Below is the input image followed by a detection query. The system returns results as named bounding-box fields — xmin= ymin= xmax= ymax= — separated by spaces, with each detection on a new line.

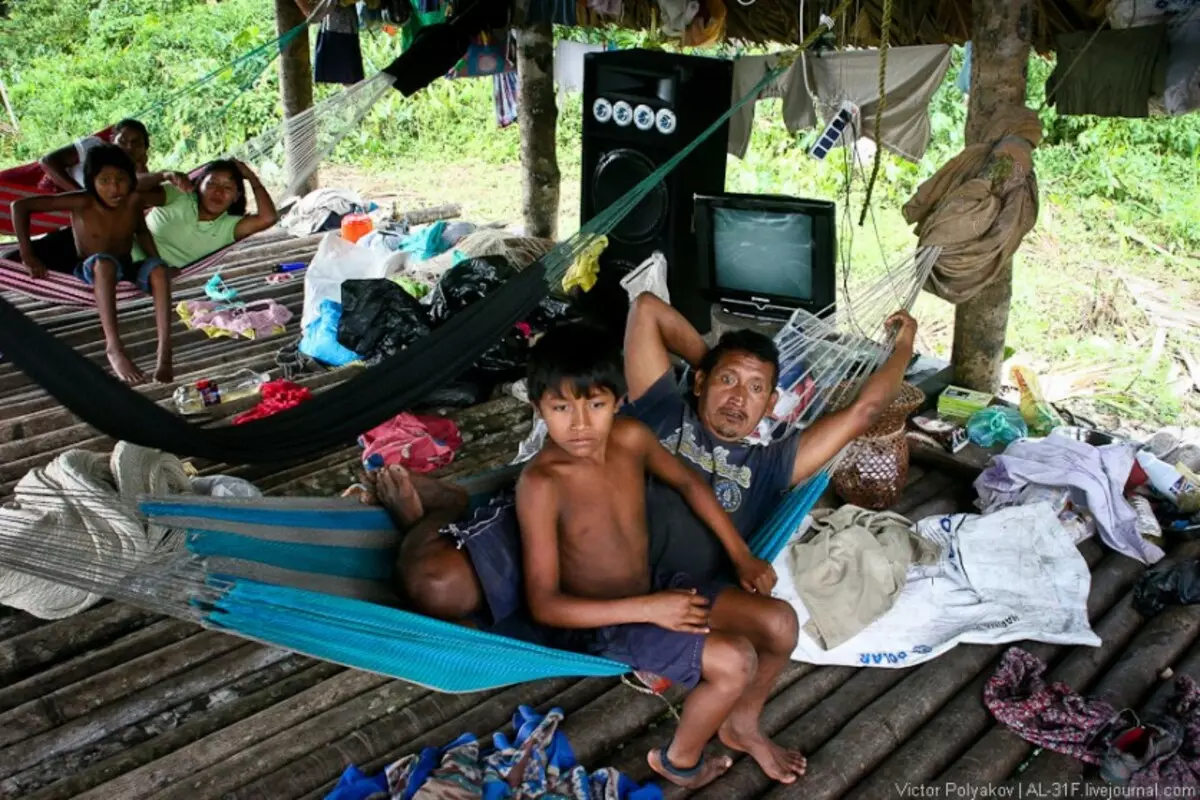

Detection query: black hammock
xmin=0 ymin=264 xmax=547 ymax=464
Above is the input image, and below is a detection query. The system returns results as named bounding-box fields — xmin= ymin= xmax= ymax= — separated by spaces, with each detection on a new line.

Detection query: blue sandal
xmin=657 ymin=746 xmax=703 ymax=780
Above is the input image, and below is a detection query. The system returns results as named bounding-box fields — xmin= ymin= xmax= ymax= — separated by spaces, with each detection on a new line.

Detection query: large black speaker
xmin=579 ymin=49 xmax=733 ymax=336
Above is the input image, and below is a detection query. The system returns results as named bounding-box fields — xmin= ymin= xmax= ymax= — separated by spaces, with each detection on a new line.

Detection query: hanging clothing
xmin=359 ymin=412 xmax=462 ymax=473
xmin=902 ymin=106 xmax=1042 ymax=304
xmin=589 ymin=0 xmax=622 ymax=16
xmin=1049 ymin=26 xmax=1167 ymax=118
xmin=974 ymin=430 xmax=1164 ymax=565
xmin=315 ymin=4 xmax=366 ymax=86
xmin=494 ymin=70 xmax=519 ymax=128
xmin=775 ymin=503 xmax=1099 ymax=667
xmin=656 ymin=0 xmax=699 ymax=36
xmin=727 ymin=55 xmax=780 ymax=158
xmin=554 ymin=41 xmax=604 ymax=95
xmin=956 ymin=42 xmax=972 ymax=94
xmin=783 ymin=45 xmax=952 ymax=162
xmin=785 ymin=505 xmax=939 ymax=650
xmin=985 ymin=647 xmax=1117 ymax=765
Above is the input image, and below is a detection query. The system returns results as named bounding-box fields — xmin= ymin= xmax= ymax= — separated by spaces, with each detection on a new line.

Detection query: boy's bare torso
xmin=71 ymin=196 xmax=143 ymax=259
xmin=531 ymin=418 xmax=653 ymax=601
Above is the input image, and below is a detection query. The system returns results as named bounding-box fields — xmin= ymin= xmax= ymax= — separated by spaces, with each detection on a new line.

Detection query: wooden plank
xmin=74 ymin=666 xmax=390 ymax=800
xmin=0 ymin=618 xmax=198 ymax=714
xmin=0 ymin=643 xmax=289 ymax=782
xmin=10 ymin=654 xmax=320 ymax=800
xmin=0 ymin=603 xmax=158 ymax=686
xmin=691 ymin=668 xmax=915 ymax=799
xmin=23 ymin=661 xmax=343 ymax=800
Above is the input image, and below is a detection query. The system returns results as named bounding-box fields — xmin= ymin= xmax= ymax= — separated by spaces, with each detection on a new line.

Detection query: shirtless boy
xmin=12 ymin=145 xmax=172 ymax=385
xmin=516 ymin=324 xmax=806 ymax=788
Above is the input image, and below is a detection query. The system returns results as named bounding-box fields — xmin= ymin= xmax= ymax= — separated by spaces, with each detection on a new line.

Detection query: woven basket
xmin=832 ymin=382 xmax=925 ymax=510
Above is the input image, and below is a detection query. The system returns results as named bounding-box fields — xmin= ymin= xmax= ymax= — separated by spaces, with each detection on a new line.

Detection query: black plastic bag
xmin=427 ymin=256 xmax=516 ymax=325
xmin=1132 ymin=560 xmax=1200 ymax=617
xmin=427 ymin=256 xmax=530 ymax=378
xmin=337 ymin=279 xmax=431 ymax=363
xmin=526 ymin=295 xmax=580 ymax=336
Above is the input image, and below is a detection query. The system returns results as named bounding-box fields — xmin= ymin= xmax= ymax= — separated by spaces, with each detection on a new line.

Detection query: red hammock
xmin=0 ymin=128 xmax=114 ymax=237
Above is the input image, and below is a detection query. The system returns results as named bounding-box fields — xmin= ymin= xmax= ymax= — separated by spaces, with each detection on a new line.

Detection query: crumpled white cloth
xmin=0 ymin=443 xmax=192 ymax=619
xmin=975 ymin=431 xmax=1163 ymax=565
xmin=281 ymin=188 xmax=364 ymax=237
xmin=775 ymin=503 xmax=1100 ymax=668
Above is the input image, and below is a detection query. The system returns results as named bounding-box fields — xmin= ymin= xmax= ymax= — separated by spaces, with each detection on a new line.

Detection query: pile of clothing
xmin=326 ymin=706 xmax=661 ymax=800
xmin=986 ymin=647 xmax=1200 ymax=786
xmin=300 ymin=221 xmax=576 ymax=404
xmin=773 ymin=502 xmax=1099 ymax=668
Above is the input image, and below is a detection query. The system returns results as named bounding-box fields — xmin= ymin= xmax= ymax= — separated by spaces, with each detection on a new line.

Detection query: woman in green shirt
xmin=136 ymin=159 xmax=278 ymax=267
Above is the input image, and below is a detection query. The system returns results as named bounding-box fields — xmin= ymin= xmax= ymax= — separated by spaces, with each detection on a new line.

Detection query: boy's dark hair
xmin=195 ymin=159 xmax=248 ymax=216
xmin=114 ymin=118 xmax=149 ymax=146
xmin=698 ymin=329 xmax=780 ymax=385
xmin=82 ymin=144 xmax=137 ymax=198
xmin=527 ymin=323 xmax=626 ymax=403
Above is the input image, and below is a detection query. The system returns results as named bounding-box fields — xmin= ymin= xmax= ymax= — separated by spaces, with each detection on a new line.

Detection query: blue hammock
xmin=141 ymin=467 xmax=828 ymax=693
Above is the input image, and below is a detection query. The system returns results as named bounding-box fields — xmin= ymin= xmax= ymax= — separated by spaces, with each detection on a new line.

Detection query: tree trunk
xmin=274 ymin=0 xmax=317 ymax=195
xmin=950 ymin=0 xmax=1032 ymax=392
xmin=515 ymin=23 xmax=560 ymax=240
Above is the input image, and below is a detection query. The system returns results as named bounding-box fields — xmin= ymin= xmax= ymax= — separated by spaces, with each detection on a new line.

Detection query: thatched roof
xmin=575 ymin=0 xmax=1109 ymax=52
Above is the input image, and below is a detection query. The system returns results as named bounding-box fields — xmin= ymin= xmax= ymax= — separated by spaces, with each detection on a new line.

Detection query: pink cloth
xmin=359 ymin=413 xmax=463 ymax=474
xmin=181 ymin=299 xmax=293 ymax=339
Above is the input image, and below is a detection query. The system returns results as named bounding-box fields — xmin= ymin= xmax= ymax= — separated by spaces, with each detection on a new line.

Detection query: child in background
xmin=12 ymin=145 xmax=173 ymax=384
xmin=516 ymin=324 xmax=806 ymax=789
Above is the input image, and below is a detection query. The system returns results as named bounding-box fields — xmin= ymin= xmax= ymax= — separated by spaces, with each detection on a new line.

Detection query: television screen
xmin=695 ymin=193 xmax=836 ymax=317
xmin=711 ymin=207 xmax=815 ymax=300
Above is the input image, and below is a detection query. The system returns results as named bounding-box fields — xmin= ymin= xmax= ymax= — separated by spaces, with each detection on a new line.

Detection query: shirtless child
xmin=516 ymin=324 xmax=806 ymax=788
xmin=12 ymin=144 xmax=173 ymax=385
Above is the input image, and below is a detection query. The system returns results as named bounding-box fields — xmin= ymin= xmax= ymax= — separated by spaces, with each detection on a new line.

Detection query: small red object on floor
xmin=232 ymin=379 xmax=313 ymax=425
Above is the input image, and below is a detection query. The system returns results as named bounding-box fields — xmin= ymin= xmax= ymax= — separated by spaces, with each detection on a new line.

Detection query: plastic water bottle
xmin=173 ymin=370 xmax=269 ymax=415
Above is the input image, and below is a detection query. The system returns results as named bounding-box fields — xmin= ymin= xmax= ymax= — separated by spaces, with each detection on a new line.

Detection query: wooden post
xmin=515 ymin=23 xmax=560 ymax=240
xmin=950 ymin=0 xmax=1032 ymax=392
xmin=274 ymin=0 xmax=318 ymax=195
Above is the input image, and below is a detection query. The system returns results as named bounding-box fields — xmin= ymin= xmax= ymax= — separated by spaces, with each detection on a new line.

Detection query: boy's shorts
xmin=554 ymin=573 xmax=722 ymax=689
xmin=442 ymin=497 xmax=723 ymax=687
xmin=75 ymin=253 xmax=166 ymax=294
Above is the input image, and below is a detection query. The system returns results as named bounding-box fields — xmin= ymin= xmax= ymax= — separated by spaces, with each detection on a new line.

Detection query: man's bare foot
xmin=107 ymin=349 xmax=145 ymax=385
xmin=648 ymin=747 xmax=732 ymax=789
xmin=154 ymin=363 xmax=174 ymax=384
xmin=718 ymin=715 xmax=806 ymax=784
xmin=373 ymin=465 xmax=425 ymax=527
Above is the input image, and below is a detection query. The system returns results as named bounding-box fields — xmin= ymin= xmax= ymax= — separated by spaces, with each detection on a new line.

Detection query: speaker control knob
xmin=655 ymin=108 xmax=677 ymax=135
xmin=634 ymin=104 xmax=655 ymax=131
xmin=592 ymin=97 xmax=613 ymax=123
xmin=612 ymin=101 xmax=633 ymax=127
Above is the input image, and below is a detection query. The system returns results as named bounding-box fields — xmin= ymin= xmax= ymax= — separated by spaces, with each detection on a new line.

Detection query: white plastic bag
xmin=620 ymin=252 xmax=670 ymax=304
xmin=300 ymin=232 xmax=401 ymax=331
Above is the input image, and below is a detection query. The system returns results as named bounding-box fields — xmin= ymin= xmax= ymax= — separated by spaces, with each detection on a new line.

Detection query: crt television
xmin=694 ymin=193 xmax=837 ymax=320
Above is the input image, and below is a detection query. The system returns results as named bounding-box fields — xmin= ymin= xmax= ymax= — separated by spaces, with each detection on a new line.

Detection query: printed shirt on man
xmin=623 ymin=369 xmax=800 ymax=584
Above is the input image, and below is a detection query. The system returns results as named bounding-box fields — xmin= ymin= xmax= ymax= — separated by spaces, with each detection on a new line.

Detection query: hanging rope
xmin=857 ymin=0 xmax=891 ymax=226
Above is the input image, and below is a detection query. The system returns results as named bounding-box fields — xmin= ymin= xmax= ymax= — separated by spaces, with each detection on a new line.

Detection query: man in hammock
xmin=12 ymin=145 xmax=173 ymax=384
xmin=370 ymin=295 xmax=918 ymax=776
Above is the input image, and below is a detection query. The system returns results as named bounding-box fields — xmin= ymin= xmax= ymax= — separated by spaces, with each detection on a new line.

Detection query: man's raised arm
xmin=788 ymin=311 xmax=918 ymax=487
xmin=624 ymin=293 xmax=709 ymax=402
